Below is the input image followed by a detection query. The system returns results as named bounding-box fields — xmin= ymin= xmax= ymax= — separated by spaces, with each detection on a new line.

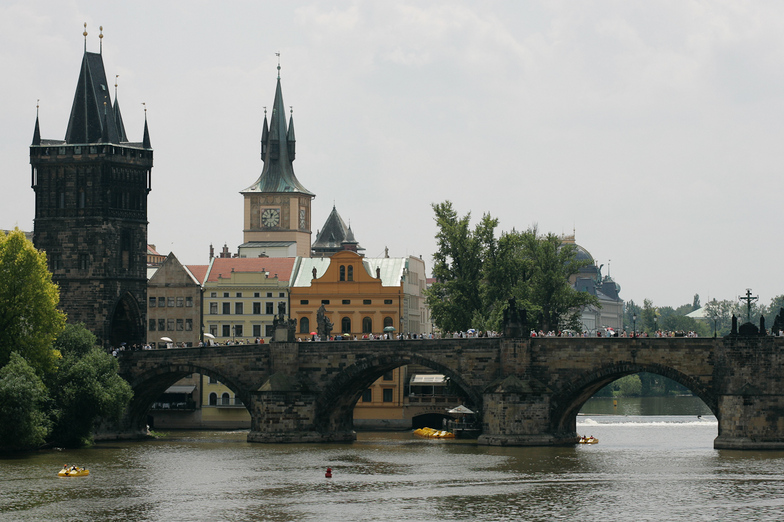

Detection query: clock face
xmin=299 ymin=209 xmax=306 ymax=229
xmin=261 ymin=208 xmax=280 ymax=227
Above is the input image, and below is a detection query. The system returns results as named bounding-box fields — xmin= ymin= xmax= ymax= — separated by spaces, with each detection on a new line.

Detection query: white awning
xmin=164 ymin=385 xmax=196 ymax=394
xmin=410 ymin=374 xmax=447 ymax=386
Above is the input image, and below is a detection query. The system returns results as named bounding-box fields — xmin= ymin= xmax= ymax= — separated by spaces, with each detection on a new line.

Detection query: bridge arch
xmin=549 ymin=362 xmax=719 ymax=435
xmin=124 ymin=362 xmax=251 ymax=431
xmin=314 ymin=352 xmax=482 ymax=434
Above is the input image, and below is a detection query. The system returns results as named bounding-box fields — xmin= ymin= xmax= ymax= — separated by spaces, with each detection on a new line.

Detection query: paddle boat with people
xmin=58 ymin=465 xmax=90 ymax=477
xmin=578 ymin=435 xmax=598 ymax=444
xmin=413 ymin=427 xmax=455 ymax=439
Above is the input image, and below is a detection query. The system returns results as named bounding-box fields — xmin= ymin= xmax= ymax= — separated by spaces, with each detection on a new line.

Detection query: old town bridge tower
xmin=30 ymin=27 xmax=152 ymax=348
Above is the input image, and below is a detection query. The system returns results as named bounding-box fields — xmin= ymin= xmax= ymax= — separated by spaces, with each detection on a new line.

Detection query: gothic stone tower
xmin=30 ymin=31 xmax=152 ymax=348
xmin=240 ymin=64 xmax=315 ymax=258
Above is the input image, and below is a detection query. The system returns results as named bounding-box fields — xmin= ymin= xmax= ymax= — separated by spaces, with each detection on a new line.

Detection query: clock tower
xmin=240 ymin=63 xmax=314 ymax=258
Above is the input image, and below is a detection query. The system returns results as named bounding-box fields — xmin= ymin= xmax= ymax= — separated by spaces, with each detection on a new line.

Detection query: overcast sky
xmin=2 ymin=1 xmax=783 ymax=309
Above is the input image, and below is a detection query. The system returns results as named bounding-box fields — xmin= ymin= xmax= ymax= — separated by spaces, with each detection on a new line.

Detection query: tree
xmin=703 ymin=299 xmax=734 ymax=336
xmin=0 ymin=352 xmax=51 ymax=450
xmin=47 ymin=324 xmax=133 ymax=447
xmin=425 ymin=202 xmax=598 ymax=333
xmin=0 ymin=229 xmax=65 ymax=373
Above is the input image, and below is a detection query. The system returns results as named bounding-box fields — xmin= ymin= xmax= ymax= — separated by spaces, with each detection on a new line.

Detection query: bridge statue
xmin=502 ymin=297 xmax=527 ymax=338
xmin=272 ymin=302 xmax=297 ymax=342
xmin=317 ymin=304 xmax=333 ymax=338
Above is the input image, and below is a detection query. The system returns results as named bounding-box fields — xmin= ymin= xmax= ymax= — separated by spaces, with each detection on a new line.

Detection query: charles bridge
xmin=116 ymin=336 xmax=784 ymax=449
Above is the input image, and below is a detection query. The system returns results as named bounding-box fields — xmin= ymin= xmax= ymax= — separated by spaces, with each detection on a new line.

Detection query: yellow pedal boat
xmin=58 ymin=466 xmax=89 ymax=477
xmin=578 ymin=436 xmax=598 ymax=445
xmin=413 ymin=427 xmax=455 ymax=439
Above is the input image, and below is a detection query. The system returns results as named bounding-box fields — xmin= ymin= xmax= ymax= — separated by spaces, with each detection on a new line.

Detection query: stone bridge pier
xmin=117 ymin=337 xmax=784 ymax=449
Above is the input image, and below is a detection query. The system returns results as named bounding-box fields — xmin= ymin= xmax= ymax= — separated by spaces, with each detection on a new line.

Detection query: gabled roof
xmin=186 ymin=265 xmax=209 ymax=285
xmin=204 ymin=257 xmax=297 ymax=283
xmin=241 ymin=70 xmax=313 ymax=196
xmin=65 ymin=51 xmax=125 ymax=144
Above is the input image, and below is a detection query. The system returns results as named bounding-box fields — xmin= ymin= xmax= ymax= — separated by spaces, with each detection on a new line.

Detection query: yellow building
xmin=202 ymin=257 xmax=296 ymax=343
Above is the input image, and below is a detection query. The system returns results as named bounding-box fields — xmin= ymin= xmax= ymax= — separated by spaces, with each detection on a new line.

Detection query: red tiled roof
xmin=186 ymin=265 xmax=209 ymax=284
xmin=147 ymin=244 xmax=162 ymax=256
xmin=205 ymin=257 xmax=296 ymax=283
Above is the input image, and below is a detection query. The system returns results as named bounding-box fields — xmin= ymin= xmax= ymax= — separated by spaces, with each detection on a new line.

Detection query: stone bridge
xmin=116 ymin=336 xmax=784 ymax=449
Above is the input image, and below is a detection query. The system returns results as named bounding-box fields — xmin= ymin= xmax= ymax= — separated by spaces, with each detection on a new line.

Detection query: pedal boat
xmin=578 ymin=436 xmax=598 ymax=445
xmin=58 ymin=467 xmax=90 ymax=477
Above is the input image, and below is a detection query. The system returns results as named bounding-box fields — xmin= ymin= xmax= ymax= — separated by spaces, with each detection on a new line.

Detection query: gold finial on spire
xmin=263 ymin=106 xmax=267 ymax=115
xmin=115 ymin=74 xmax=119 ymax=97
xmin=83 ymin=22 xmax=88 ymax=51
xmin=276 ymin=52 xmax=281 ymax=79
xmin=36 ymin=99 xmax=39 ymax=117
xmin=142 ymin=102 xmax=147 ymax=118
xmin=290 ymin=106 xmax=293 ymax=115
xmin=99 ymin=25 xmax=103 ymax=54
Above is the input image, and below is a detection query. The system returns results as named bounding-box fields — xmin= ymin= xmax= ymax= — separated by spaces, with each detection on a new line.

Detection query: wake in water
xmin=578 ymin=415 xmax=718 ymax=427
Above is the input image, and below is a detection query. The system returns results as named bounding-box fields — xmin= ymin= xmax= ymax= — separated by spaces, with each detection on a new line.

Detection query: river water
xmin=3 ymin=398 xmax=784 ymax=521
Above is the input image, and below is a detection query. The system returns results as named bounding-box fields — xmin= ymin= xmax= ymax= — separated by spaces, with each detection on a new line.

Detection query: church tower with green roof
xmin=240 ymin=62 xmax=315 ymax=258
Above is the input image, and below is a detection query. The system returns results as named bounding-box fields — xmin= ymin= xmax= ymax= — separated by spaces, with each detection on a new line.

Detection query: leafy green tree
xmin=47 ymin=324 xmax=132 ymax=447
xmin=0 ymin=352 xmax=51 ymax=450
xmin=426 ymin=202 xmax=598 ymax=333
xmin=613 ymin=374 xmax=642 ymax=397
xmin=642 ymin=299 xmax=657 ymax=334
xmin=704 ymin=299 xmax=734 ymax=336
xmin=0 ymin=229 xmax=65 ymax=373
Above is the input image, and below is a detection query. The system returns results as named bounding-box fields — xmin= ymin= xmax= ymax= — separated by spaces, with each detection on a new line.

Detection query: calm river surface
xmin=3 ymin=398 xmax=784 ymax=521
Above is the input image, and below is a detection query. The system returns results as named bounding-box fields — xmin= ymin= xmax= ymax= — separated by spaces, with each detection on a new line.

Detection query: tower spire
xmin=99 ymin=25 xmax=103 ymax=54
xmin=32 ymin=100 xmax=41 ymax=146
xmin=142 ymin=103 xmax=151 ymax=149
xmin=83 ymin=22 xmax=87 ymax=52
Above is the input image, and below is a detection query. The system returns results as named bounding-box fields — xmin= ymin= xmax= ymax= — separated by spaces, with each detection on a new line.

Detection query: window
xmin=149 ymin=297 xmax=156 ymax=308
xmin=253 ymin=302 xmax=261 ymax=314
xmin=362 ymin=317 xmax=372 ymax=333
xmin=210 ymin=292 xmax=217 ymax=298
xmin=236 ymin=292 xmax=242 ymax=298
xmin=279 ymin=293 xmax=285 ymax=298
xmin=339 ymin=265 xmax=346 ymax=281
xmin=342 ymin=299 xmax=351 ymax=305
xmin=362 ymin=389 xmax=372 ymax=402
xmin=363 ymin=299 xmax=371 ymax=305
xmin=222 ymin=302 xmax=230 ymax=314
xmin=253 ymin=325 xmax=261 ymax=337
xmin=221 ymin=393 xmax=230 ymax=406
xmin=384 ymin=317 xmax=394 ymax=328
xmin=383 ymin=389 xmax=393 ymax=402
xmin=235 ymin=302 xmax=244 ymax=315
xmin=185 ymin=319 xmax=193 ymax=331
xmin=78 ymin=254 xmax=89 ymax=270
xmin=300 ymin=317 xmax=310 ymax=334
xmin=222 ymin=325 xmax=231 ymax=337
xmin=49 ymin=253 xmax=62 ymax=271
xmin=267 ymin=292 xmax=273 ymax=298
xmin=167 ymin=319 xmax=174 ymax=331
xmin=158 ymin=297 xmax=165 ymax=307
xmin=209 ymin=325 xmax=217 ymax=336
xmin=185 ymin=297 xmax=193 ymax=307
xmin=209 ymin=302 xmax=218 ymax=315
xmin=384 ymin=299 xmax=393 ymax=305
xmin=158 ymin=319 xmax=165 ymax=331
xmin=254 ymin=292 xmax=260 ymax=298
xmin=223 ymin=292 xmax=229 ymax=298
xmin=168 ymin=297 xmax=175 ymax=307
xmin=209 ymin=393 xmax=218 ymax=406
xmin=176 ymin=319 xmax=184 ymax=331
xmin=300 ymin=300 xmax=309 ymax=305
xmin=347 ymin=265 xmax=353 ymax=281
xmin=149 ymin=319 xmax=156 ymax=331
xmin=176 ymin=297 xmax=184 ymax=307
xmin=383 ymin=372 xmax=393 ymax=381
xmin=321 ymin=300 xmax=330 ymax=305
xmin=235 ymin=325 xmax=243 ymax=337
xmin=341 ymin=317 xmax=351 ymax=333
xmin=266 ymin=302 xmax=273 ymax=314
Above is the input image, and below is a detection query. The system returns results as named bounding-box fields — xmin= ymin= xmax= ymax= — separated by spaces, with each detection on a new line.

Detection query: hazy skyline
xmin=3 ymin=1 xmax=783 ymax=309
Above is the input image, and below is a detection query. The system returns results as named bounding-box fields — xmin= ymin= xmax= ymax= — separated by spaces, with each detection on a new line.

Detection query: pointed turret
xmin=113 ymin=98 xmax=128 ymax=142
xmin=32 ymin=114 xmax=41 ymax=146
xmin=242 ymin=67 xmax=313 ymax=196
xmin=287 ymin=109 xmax=296 ymax=161
xmin=260 ymin=109 xmax=268 ymax=160
xmin=312 ymin=205 xmax=364 ymax=257
xmin=143 ymin=113 xmax=151 ymax=149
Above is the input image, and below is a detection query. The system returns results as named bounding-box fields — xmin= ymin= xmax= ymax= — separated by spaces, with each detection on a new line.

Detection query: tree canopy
xmin=0 ymin=228 xmax=65 ymax=374
xmin=426 ymin=201 xmax=598 ymax=333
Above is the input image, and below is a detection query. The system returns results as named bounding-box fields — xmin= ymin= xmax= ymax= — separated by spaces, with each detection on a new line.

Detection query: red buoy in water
xmin=325 ymin=467 xmax=332 ymax=478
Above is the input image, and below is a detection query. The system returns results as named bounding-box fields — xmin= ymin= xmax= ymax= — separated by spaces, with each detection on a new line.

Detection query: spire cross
xmin=276 ymin=52 xmax=281 ymax=79
xmin=83 ymin=22 xmax=88 ymax=51
xmin=739 ymin=288 xmax=758 ymax=323
xmin=115 ymin=75 xmax=119 ymax=97
xmin=36 ymin=99 xmax=39 ymax=117
xmin=99 ymin=25 xmax=103 ymax=54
